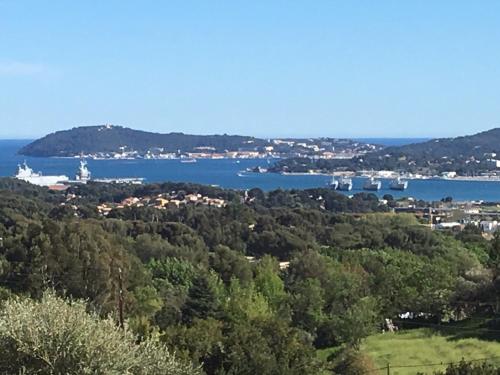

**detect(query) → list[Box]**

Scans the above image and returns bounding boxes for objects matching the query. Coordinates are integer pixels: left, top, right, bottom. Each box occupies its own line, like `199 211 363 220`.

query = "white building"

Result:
480 220 499 233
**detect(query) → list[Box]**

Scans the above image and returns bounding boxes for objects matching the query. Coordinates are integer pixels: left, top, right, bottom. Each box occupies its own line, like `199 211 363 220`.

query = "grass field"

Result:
362 328 500 374
318 318 500 374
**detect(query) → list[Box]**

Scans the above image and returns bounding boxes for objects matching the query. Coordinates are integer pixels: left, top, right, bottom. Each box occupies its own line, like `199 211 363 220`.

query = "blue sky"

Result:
1 1 500 139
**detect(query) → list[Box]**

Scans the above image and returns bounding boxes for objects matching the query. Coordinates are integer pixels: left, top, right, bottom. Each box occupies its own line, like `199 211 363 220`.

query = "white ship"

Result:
71 159 144 185
363 176 382 191
75 160 91 182
337 177 353 191
389 176 408 190
328 176 339 189
15 162 69 187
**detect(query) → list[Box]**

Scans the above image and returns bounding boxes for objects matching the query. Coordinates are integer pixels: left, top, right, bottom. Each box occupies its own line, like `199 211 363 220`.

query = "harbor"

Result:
3 140 500 201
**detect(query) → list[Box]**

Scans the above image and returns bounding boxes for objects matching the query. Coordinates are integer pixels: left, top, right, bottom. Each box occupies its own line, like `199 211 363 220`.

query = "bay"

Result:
1 139 500 202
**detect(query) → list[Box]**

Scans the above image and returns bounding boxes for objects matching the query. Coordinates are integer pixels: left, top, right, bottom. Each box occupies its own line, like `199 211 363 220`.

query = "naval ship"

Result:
337 176 353 191
363 176 382 191
15 162 69 186
389 176 408 190
328 176 339 189
75 159 144 185
75 159 91 182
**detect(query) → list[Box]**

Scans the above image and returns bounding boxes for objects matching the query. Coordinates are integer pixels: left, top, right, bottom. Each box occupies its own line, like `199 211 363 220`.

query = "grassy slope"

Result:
362 328 500 374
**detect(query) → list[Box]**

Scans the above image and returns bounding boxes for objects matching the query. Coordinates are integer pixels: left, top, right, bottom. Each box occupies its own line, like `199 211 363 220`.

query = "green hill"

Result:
271 128 500 175
19 125 266 157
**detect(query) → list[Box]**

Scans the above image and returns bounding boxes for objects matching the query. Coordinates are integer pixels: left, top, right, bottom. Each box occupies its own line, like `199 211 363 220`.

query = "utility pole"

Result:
386 363 390 375
117 266 124 329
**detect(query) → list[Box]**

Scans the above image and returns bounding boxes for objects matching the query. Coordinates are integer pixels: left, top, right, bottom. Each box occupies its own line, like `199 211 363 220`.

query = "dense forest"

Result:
1 178 500 374
270 128 500 175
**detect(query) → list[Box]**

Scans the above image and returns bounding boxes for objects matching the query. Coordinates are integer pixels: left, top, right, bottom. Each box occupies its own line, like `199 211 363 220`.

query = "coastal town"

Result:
96 192 227 216
48 171 500 237
72 137 381 161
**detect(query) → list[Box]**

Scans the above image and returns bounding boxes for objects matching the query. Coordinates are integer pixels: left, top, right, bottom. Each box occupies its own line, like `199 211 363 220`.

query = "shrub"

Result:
331 347 378 375
0 292 199 375
431 360 500 375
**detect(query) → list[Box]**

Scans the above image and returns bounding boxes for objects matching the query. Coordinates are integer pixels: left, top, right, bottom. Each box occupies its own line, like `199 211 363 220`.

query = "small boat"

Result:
363 177 382 191
180 158 197 163
337 177 353 191
250 166 268 173
390 176 408 190
328 176 339 189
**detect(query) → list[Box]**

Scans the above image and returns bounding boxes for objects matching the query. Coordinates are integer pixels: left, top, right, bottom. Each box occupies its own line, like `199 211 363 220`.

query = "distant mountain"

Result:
271 128 500 175
19 125 268 157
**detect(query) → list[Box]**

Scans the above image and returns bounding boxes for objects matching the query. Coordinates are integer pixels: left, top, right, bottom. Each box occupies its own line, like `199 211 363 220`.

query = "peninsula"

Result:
19 125 379 160
270 128 500 178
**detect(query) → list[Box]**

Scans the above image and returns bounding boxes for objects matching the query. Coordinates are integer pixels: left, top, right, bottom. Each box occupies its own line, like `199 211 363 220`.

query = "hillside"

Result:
271 128 500 175
318 317 500 374
363 329 500 374
19 125 266 157
19 125 377 158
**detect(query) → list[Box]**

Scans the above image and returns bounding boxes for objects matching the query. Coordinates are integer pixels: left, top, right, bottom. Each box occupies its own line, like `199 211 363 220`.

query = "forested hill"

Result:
373 128 500 159
358 128 500 171
271 128 500 175
19 125 267 156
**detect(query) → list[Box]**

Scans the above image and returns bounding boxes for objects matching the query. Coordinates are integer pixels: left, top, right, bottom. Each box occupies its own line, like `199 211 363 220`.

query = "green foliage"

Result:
19 125 267 156
182 274 221 324
355 326 500 375
0 291 198 374
253 255 287 310
290 278 325 335
210 245 252 285
148 257 196 291
210 318 320 375
330 348 378 375
433 360 500 375
162 318 224 370
330 296 379 348
224 279 272 322
1 182 498 374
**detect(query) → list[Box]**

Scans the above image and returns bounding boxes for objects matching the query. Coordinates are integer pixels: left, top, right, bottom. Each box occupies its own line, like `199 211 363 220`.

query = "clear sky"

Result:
1 1 500 139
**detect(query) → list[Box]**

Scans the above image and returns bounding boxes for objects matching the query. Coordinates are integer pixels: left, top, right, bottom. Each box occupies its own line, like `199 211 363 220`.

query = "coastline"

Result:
269 171 500 183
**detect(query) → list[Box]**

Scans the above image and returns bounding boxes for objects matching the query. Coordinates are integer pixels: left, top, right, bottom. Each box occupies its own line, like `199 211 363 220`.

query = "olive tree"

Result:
0 292 199 375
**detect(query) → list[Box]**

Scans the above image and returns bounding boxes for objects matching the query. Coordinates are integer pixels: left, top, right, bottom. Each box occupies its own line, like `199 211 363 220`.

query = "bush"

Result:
0 292 199 375
330 347 378 375
431 360 500 374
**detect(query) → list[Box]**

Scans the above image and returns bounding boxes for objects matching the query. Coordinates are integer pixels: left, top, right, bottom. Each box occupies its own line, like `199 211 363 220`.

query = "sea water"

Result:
1 139 499 202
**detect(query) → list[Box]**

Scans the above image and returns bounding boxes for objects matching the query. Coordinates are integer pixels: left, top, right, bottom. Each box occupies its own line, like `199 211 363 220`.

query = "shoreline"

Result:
268 171 500 182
